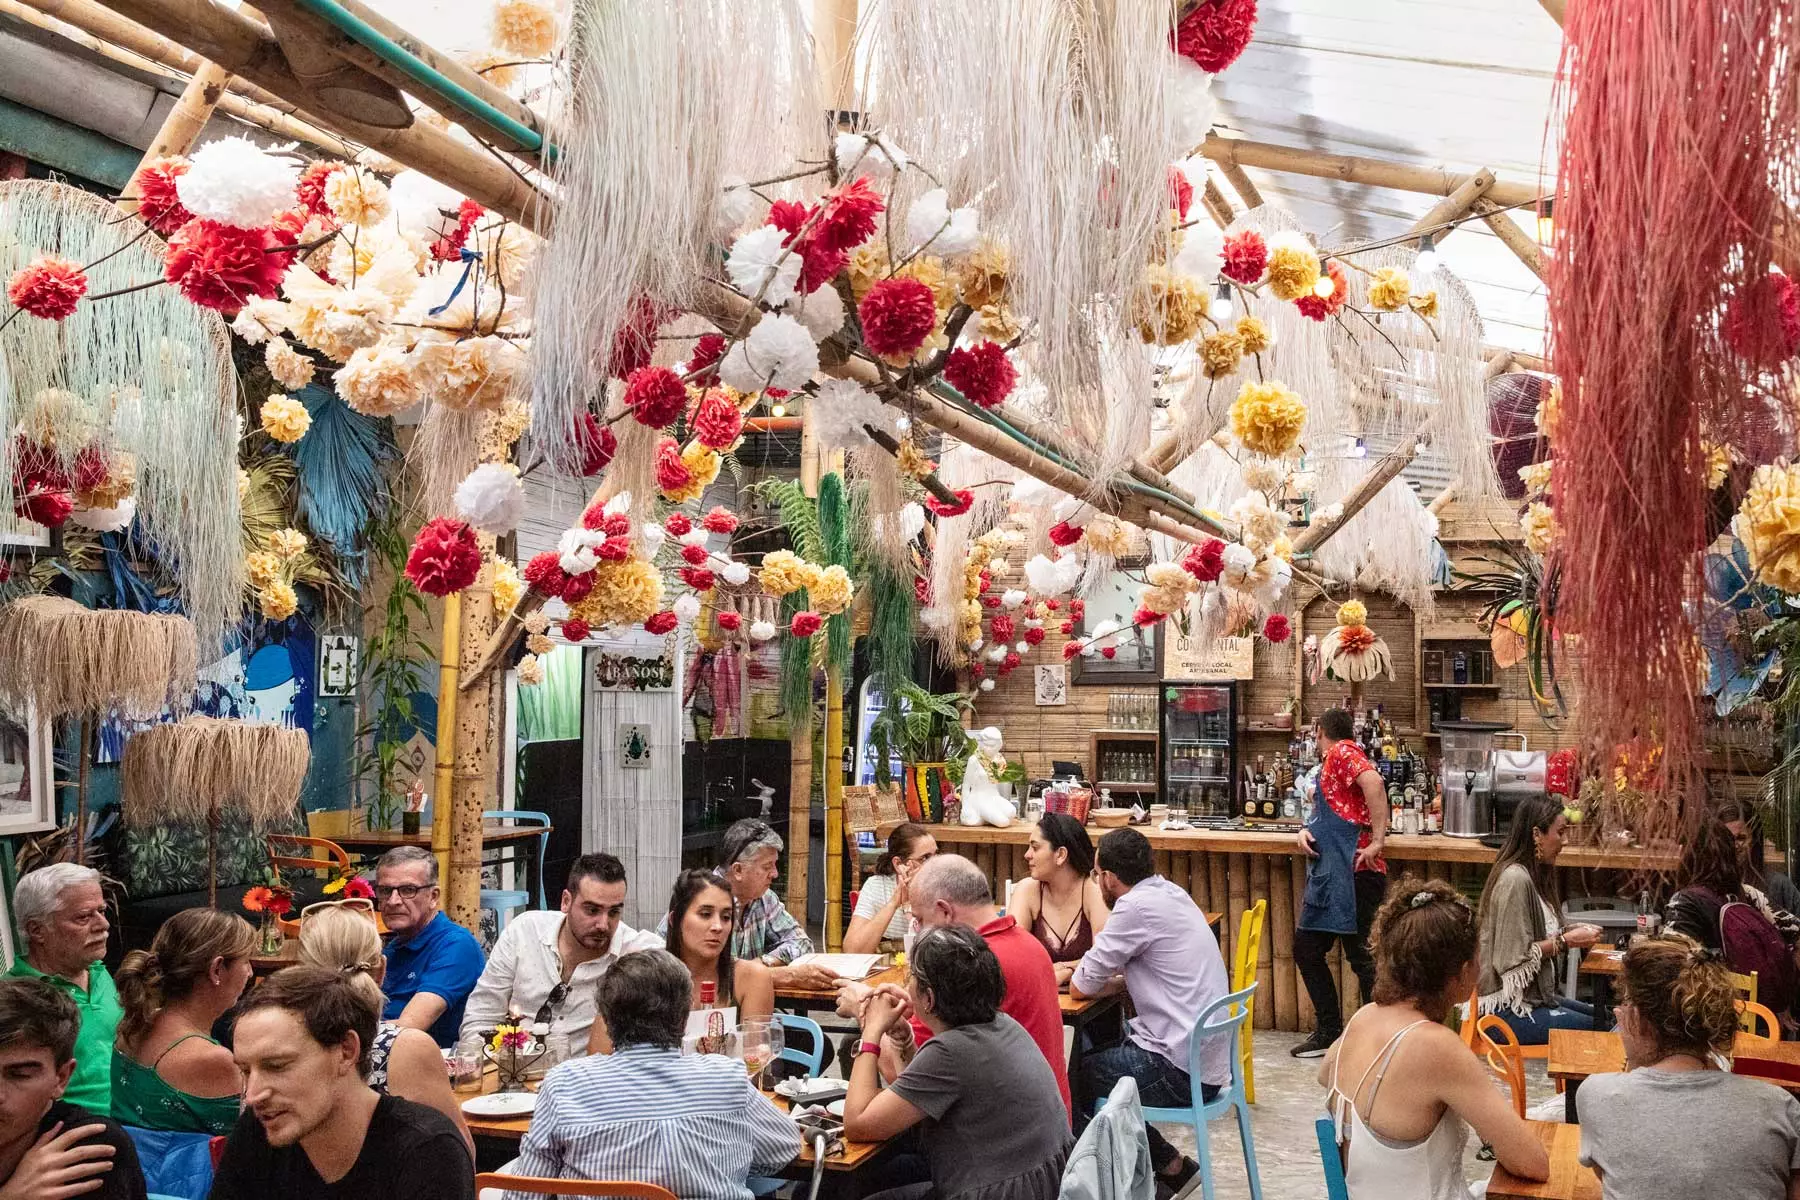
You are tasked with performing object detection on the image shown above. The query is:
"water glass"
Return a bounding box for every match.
[738,1019,783,1087]
[450,1034,485,1094]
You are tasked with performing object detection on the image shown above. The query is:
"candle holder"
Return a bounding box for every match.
[483,1025,546,1092]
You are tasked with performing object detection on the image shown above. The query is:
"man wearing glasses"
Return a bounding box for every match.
[460,853,661,1048]
[377,847,485,1047]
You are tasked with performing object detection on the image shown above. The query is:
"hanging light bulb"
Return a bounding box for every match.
[1350,436,1368,459]
[1312,267,1336,298]
[1414,233,1440,277]
[771,401,787,418]
[1209,281,1233,323]
[1535,199,1554,245]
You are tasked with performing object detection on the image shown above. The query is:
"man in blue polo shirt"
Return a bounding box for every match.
[377,846,485,1047]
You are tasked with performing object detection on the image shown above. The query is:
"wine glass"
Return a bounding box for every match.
[738,1019,783,1088]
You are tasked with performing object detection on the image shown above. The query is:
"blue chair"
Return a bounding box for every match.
[479,810,551,929]
[123,1126,215,1200]
[776,1012,826,1077]
[1097,984,1262,1200]
[1315,1113,1349,1200]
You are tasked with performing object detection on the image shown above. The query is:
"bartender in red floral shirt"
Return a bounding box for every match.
[1289,707,1390,1058]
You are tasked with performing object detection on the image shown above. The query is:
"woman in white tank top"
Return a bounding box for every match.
[1319,878,1549,1199]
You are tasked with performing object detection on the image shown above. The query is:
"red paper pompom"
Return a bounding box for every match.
[687,333,728,385]
[1001,651,1022,673]
[991,614,1016,643]
[925,488,974,518]
[625,366,688,429]
[858,277,938,358]
[1062,641,1084,661]
[295,161,342,216]
[562,570,595,603]
[1100,646,1117,660]
[815,177,885,255]
[943,341,1018,409]
[133,158,194,236]
[1220,230,1267,285]
[1181,539,1226,582]
[0,562,11,585]
[1068,599,1085,621]
[914,575,932,604]
[1024,626,1046,646]
[14,484,71,529]
[404,517,482,597]
[702,506,739,534]
[977,571,992,594]
[163,219,287,313]
[1295,259,1348,322]
[1060,620,1074,635]
[680,543,710,566]
[523,551,569,596]
[970,662,986,679]
[430,199,485,263]
[790,610,823,638]
[1133,607,1163,627]
[1048,521,1084,547]
[580,504,607,531]
[574,413,617,476]
[609,295,664,379]
[769,200,847,292]
[1171,0,1258,74]
[681,567,717,591]
[1045,599,1061,612]
[603,513,630,536]
[561,617,591,642]
[769,200,811,236]
[72,447,108,494]
[691,388,744,449]
[1167,166,1195,222]
[664,512,693,536]
[982,595,1003,610]
[1262,613,1291,643]
[645,611,679,635]
[716,610,743,632]
[654,437,692,494]
[1724,272,1800,368]
[596,535,631,562]
[6,257,87,321]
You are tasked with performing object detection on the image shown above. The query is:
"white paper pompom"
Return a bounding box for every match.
[720,561,751,587]
[1222,542,1257,574]
[69,495,136,533]
[905,189,980,257]
[1091,619,1121,640]
[749,619,777,643]
[454,463,524,535]
[558,527,597,575]
[641,524,666,551]
[833,132,908,178]
[176,136,299,230]
[812,378,895,449]
[389,170,465,238]
[603,492,632,516]
[673,593,702,623]
[725,225,802,307]
[979,678,995,692]
[968,638,984,653]
[1014,641,1029,654]
[719,314,819,393]
[1082,642,1099,658]
[985,645,1007,664]
[678,529,710,548]
[1002,589,1027,610]
[718,177,756,233]
[1167,58,1218,158]
[785,284,845,342]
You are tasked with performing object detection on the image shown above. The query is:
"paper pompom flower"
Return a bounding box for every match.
[810,565,854,615]
[492,559,524,615]
[1724,272,1800,368]
[716,610,743,633]
[991,614,1017,644]
[1234,315,1272,355]
[686,333,727,385]
[858,277,939,358]
[492,0,560,57]
[790,610,824,638]
[1521,502,1558,557]
[1295,259,1347,321]
[644,610,679,636]
[175,136,299,229]
[1229,379,1306,458]
[680,543,709,566]
[267,527,308,560]
[259,581,299,622]
[944,341,1018,409]
[1366,266,1411,312]
[1220,231,1267,285]
[1198,330,1243,379]
[1263,613,1291,643]
[164,219,288,312]
[295,160,342,216]
[702,506,739,534]
[1171,0,1257,72]
[454,462,525,535]
[523,550,571,597]
[1167,167,1195,221]
[726,225,804,307]
[624,366,688,429]
[1048,521,1084,547]
[662,443,719,505]
[6,257,87,321]
[649,437,691,498]
[323,167,391,227]
[334,345,421,417]
[264,340,314,392]
[925,489,974,518]
[759,550,812,597]
[608,295,663,379]
[245,551,280,590]
[561,617,591,642]
[1100,646,1117,660]
[573,413,617,476]
[1336,599,1368,627]
[132,157,194,236]
[1129,265,1205,344]
[1264,232,1320,302]
[1735,462,1800,591]
[516,653,545,686]
[692,388,745,449]
[719,314,820,393]
[664,512,693,537]
[1182,539,1227,581]
[904,189,980,258]
[260,393,311,443]
[404,517,483,596]
[679,567,716,592]
[816,177,885,256]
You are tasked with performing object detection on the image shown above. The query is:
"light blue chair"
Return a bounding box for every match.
[479,809,551,929]
[1315,1113,1349,1200]
[123,1126,215,1200]
[1098,984,1262,1200]
[776,1012,826,1077]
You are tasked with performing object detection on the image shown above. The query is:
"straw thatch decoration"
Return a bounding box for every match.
[0,596,197,720]
[0,181,242,650]
[120,716,309,830]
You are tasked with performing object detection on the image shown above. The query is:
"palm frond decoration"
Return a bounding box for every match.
[754,478,826,563]
[819,471,852,677]
[240,452,345,604]
[1452,533,1565,719]
[286,385,399,590]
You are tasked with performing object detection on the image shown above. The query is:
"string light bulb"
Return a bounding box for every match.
[1312,267,1336,298]
[1350,436,1368,459]
[771,401,786,418]
[1209,281,1233,323]
[1414,233,1440,277]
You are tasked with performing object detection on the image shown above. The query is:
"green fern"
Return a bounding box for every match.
[753,479,825,563]
[819,472,852,677]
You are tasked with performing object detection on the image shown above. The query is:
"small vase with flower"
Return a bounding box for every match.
[243,884,294,954]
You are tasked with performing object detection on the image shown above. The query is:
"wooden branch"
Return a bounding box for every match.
[1406,167,1495,239]
[1201,177,1235,230]
[118,61,234,218]
[1291,423,1429,555]
[1198,133,1538,209]
[1472,197,1546,281]
[254,0,413,129]
[1219,161,1264,210]
[1428,479,1459,516]
[862,425,961,508]
[1483,349,1514,381]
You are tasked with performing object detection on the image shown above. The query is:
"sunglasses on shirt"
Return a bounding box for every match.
[535,981,570,1027]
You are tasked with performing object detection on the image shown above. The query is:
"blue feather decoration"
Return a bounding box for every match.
[285,385,399,588]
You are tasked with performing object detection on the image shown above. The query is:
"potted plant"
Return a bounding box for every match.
[867,680,973,823]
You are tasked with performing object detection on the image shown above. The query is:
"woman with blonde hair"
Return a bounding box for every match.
[297,902,473,1151]
[1578,933,1800,1200]
[112,907,257,1133]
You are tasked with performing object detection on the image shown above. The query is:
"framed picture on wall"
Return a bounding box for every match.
[0,702,56,837]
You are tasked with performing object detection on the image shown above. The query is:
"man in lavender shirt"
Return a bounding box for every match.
[1071,827,1229,1198]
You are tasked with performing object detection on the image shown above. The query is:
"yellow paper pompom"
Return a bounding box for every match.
[492,558,524,615]
[1536,383,1561,438]
[1229,379,1307,458]
[895,440,937,480]
[259,581,298,622]
[957,242,1010,310]
[810,564,855,616]
[572,558,663,627]
[759,550,812,597]
[1083,516,1133,558]
[260,393,312,443]
[896,255,957,311]
[663,444,721,505]
[1198,330,1243,379]
[1144,562,1196,593]
[977,303,1024,344]
[1140,584,1189,617]
[1270,535,1294,562]
[1265,233,1322,303]
[1337,599,1368,627]
[847,244,890,301]
[323,167,391,227]
[1521,502,1558,557]
[1130,265,1205,345]
[1735,463,1800,592]
[1518,460,1553,496]
[1367,267,1411,312]
[1704,443,1733,490]
[492,0,560,58]
[1234,315,1272,355]
[267,528,307,560]
[1408,290,1440,320]
[245,552,280,590]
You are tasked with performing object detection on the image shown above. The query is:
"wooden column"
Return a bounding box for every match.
[1472,197,1547,282]
[785,423,820,924]
[1219,161,1264,211]
[430,593,461,885]
[1249,853,1273,1029]
[1292,857,1315,1031]
[1406,168,1495,240]
[447,561,498,930]
[1270,858,1297,1031]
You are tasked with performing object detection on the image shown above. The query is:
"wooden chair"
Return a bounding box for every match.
[265,834,350,882]
[1461,989,1550,1062]
[1739,1000,1781,1041]
[474,1178,677,1200]
[1231,899,1267,1104]
[1730,970,1759,1009]
[1474,1015,1529,1119]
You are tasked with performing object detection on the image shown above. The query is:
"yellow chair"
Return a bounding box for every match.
[1740,1000,1781,1041]
[1230,899,1267,1103]
[1730,970,1759,1009]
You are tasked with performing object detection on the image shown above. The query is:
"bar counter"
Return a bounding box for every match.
[908,821,1669,1034]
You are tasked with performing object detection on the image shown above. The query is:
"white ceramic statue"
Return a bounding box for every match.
[959,726,1015,827]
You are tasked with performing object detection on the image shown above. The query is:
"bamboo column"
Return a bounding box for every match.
[1249,853,1273,1030]
[1291,857,1315,1031]
[116,60,233,216]
[446,560,498,930]
[430,592,461,887]
[822,456,848,949]
[1405,168,1495,240]
[1270,857,1297,1030]
[785,421,820,925]
[1472,197,1547,282]
[1225,854,1249,974]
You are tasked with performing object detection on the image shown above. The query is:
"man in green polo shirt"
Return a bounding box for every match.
[6,862,120,1114]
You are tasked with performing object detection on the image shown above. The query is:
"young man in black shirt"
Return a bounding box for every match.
[211,966,473,1200]
[0,976,145,1200]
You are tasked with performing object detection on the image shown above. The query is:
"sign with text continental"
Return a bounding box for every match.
[1165,630,1254,681]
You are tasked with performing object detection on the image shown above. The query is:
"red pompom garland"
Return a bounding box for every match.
[574,414,617,476]
[404,517,483,597]
[687,333,728,385]
[644,611,678,636]
[295,161,342,216]
[815,177,885,255]
[624,366,689,428]
[163,219,288,313]
[1048,521,1084,547]
[134,158,194,236]
[716,611,743,632]
[680,543,710,566]
[790,610,824,638]
[1262,613,1291,643]
[858,277,939,358]
[1220,231,1267,286]
[691,388,745,449]
[680,567,717,591]
[6,257,87,321]
[943,341,1018,409]
[924,488,974,518]
[1171,0,1258,74]
[654,438,693,494]
[523,551,569,596]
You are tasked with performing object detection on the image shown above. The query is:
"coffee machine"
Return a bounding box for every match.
[1489,735,1548,847]
[1437,720,1513,839]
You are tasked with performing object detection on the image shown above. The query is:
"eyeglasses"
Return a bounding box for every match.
[374,884,431,901]
[534,982,570,1027]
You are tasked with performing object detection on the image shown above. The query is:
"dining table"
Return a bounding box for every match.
[1548,1028,1800,1122]
[1485,1121,1601,1200]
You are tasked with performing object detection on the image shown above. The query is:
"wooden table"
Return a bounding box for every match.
[1486,1121,1600,1200]
[331,821,550,854]
[1575,948,1622,1025]
[1548,1029,1800,1122]
[249,937,300,974]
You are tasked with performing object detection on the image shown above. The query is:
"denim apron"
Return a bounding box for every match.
[1299,768,1360,935]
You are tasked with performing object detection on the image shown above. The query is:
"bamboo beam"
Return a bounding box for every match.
[1292,423,1429,555]
[1199,133,1539,209]
[1483,349,1515,381]
[1406,167,1495,238]
[813,0,857,112]
[446,563,497,930]
[1200,177,1235,230]
[1472,197,1546,282]
[429,591,461,885]
[117,60,233,216]
[1428,479,1460,516]
[1219,160,1264,211]
[1539,0,1566,26]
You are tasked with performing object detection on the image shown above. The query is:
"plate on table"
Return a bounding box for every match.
[463,1091,539,1118]
[827,1099,846,1118]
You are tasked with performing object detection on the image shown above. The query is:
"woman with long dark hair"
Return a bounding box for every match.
[1007,812,1109,982]
[1665,815,1800,1021]
[1475,795,1601,1044]
[844,823,937,955]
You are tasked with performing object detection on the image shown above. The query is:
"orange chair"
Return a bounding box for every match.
[1740,1000,1781,1042]
[1460,990,1550,1061]
[266,833,351,880]
[473,1177,678,1200]
[1474,1015,1529,1119]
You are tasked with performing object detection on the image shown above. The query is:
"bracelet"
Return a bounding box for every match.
[857,1040,882,1058]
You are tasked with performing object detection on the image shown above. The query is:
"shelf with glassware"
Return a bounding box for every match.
[1091,728,1160,792]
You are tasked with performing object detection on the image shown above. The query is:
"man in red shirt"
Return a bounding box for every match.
[1291,707,1390,1059]
[837,854,1071,1116]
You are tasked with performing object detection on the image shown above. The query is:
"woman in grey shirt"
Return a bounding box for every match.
[844,925,1070,1200]
[1579,933,1800,1200]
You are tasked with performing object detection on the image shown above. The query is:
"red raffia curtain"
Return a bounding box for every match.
[1547,0,1800,838]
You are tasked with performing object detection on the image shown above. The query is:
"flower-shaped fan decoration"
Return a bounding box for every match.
[1313,599,1394,684]
[1700,538,1785,716]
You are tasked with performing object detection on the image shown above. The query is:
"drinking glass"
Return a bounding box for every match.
[450,1033,485,1094]
[738,1019,783,1088]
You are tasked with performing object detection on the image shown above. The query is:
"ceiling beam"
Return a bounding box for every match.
[1407,167,1495,239]
[1199,133,1539,208]
[1472,196,1546,281]
[1218,160,1264,210]
[1292,422,1430,555]
[1539,0,1566,27]
[1200,176,1235,230]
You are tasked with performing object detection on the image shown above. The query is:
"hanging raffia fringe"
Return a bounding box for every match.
[119,717,309,829]
[0,596,197,720]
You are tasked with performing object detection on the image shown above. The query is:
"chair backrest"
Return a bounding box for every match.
[123,1125,216,1200]
[1184,983,1257,1094]
[266,834,350,879]
[1459,988,1481,1050]
[483,810,552,828]
[1740,999,1781,1041]
[776,1012,826,1077]
[474,1178,678,1200]
[1314,1113,1350,1200]
[1730,969,1759,1009]
[1473,1015,1527,1119]
[1232,899,1267,993]
[1060,1077,1152,1200]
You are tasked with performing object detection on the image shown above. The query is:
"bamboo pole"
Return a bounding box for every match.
[1405,168,1496,239]
[1539,0,1566,25]
[1208,853,1228,939]
[1170,852,1190,895]
[430,592,461,886]
[1428,480,1460,517]
[1153,849,1173,880]
[74,718,91,866]
[1219,161,1264,211]
[785,418,820,925]
[1483,349,1515,381]
[117,61,233,220]
[253,0,411,130]
[1198,133,1539,209]
[1225,853,1249,973]
[1292,857,1315,1031]
[1291,422,1430,555]
[1200,177,1235,231]
[1472,197,1547,282]
[1249,853,1273,1030]
[1270,857,1297,1031]
[1190,851,1211,913]
[446,562,497,930]
[812,0,858,113]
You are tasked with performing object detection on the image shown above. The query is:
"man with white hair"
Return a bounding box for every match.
[5,862,120,1113]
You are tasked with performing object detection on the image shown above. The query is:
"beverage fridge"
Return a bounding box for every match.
[1158,682,1238,822]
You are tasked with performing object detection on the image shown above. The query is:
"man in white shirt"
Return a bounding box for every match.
[459,853,660,1047]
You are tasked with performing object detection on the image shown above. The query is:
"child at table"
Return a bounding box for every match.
[1578,933,1800,1200]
